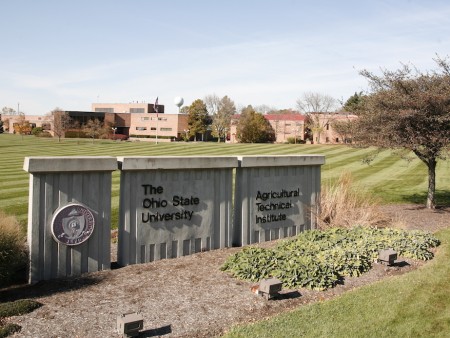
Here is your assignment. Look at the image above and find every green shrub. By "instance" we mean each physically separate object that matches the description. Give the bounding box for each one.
[0,211,27,288]
[31,127,43,136]
[0,323,21,338]
[36,132,52,138]
[64,130,89,138]
[0,300,42,318]
[0,300,42,338]
[221,227,440,290]
[110,133,128,141]
[221,247,277,282]
[286,137,305,144]
[129,134,174,139]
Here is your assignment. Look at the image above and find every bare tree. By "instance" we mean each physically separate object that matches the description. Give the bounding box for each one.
[296,92,338,143]
[331,117,354,144]
[204,94,221,115]
[48,108,71,142]
[254,104,277,114]
[179,106,189,114]
[2,107,16,115]
[83,119,104,143]
[211,96,236,142]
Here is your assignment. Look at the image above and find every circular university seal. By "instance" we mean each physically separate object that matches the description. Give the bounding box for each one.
[51,203,95,246]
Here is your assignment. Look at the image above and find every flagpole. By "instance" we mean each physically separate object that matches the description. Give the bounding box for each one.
[156,118,158,145]
[154,97,159,145]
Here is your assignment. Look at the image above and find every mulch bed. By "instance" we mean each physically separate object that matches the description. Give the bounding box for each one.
[1,204,449,337]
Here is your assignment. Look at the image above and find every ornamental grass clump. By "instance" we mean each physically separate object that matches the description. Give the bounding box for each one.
[0,210,27,288]
[317,172,385,230]
[221,227,440,291]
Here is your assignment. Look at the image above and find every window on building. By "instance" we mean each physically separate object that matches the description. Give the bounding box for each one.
[136,127,147,131]
[150,127,156,130]
[42,123,51,130]
[326,123,329,130]
[130,108,145,114]
[160,128,172,131]
[141,117,149,121]
[326,137,330,143]
[95,108,114,113]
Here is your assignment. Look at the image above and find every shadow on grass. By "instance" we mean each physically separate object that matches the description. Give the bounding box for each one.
[0,274,106,303]
[395,190,450,207]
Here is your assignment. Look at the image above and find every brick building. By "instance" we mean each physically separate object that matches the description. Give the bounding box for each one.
[1,102,189,141]
[229,113,307,143]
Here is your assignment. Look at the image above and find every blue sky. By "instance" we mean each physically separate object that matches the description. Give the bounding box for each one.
[1,0,450,115]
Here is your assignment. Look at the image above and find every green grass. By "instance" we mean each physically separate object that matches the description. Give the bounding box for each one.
[223,227,450,338]
[1,134,449,336]
[0,133,449,226]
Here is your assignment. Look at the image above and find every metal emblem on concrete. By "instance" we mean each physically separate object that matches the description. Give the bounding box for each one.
[51,203,95,246]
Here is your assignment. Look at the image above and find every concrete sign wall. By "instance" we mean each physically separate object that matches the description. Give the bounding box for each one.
[117,156,237,266]
[24,155,324,282]
[233,155,325,246]
[24,157,117,283]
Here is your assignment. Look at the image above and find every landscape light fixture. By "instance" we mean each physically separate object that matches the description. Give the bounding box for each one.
[378,248,398,266]
[116,312,144,337]
[258,277,283,300]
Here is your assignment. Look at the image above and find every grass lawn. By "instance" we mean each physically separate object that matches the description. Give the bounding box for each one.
[223,227,450,338]
[1,134,449,336]
[0,133,449,227]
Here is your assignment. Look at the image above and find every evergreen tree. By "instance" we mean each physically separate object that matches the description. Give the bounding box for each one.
[236,106,275,143]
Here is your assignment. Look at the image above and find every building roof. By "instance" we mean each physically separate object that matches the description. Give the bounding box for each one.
[231,113,306,121]
[264,114,306,121]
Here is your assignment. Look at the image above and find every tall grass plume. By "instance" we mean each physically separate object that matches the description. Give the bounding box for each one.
[0,210,27,287]
[315,172,386,230]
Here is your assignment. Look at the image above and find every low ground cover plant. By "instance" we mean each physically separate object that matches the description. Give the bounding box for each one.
[223,228,450,338]
[221,227,440,290]
[0,322,21,338]
[0,300,42,318]
[0,300,42,338]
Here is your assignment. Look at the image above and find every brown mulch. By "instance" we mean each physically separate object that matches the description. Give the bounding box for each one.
[2,204,449,338]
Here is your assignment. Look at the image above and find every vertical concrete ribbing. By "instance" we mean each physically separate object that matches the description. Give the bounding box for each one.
[235,155,325,246]
[117,156,237,266]
[24,157,117,283]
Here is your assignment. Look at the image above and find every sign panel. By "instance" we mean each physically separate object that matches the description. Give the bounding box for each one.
[118,157,236,266]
